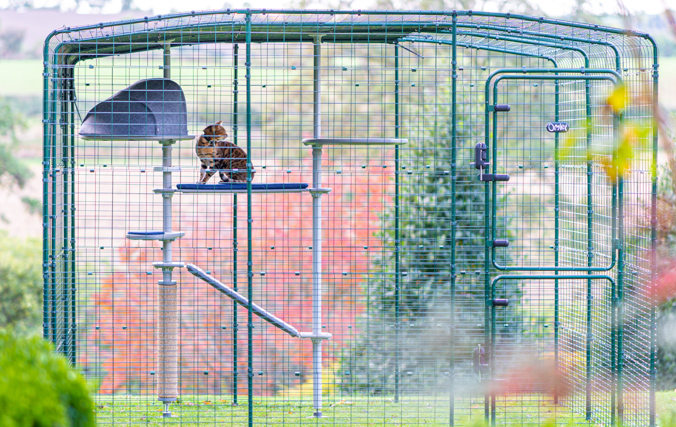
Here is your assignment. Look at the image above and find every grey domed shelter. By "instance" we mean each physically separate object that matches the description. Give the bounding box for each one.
[79,78,190,141]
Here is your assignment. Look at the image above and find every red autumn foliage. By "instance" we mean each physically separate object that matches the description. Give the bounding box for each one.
[486,354,572,399]
[84,156,393,396]
[655,261,676,306]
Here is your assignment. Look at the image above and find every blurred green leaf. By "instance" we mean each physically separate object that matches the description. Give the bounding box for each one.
[0,330,95,427]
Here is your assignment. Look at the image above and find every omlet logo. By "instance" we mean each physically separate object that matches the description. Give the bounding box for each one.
[546,122,569,133]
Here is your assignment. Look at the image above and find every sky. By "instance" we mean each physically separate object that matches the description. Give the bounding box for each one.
[7,0,675,15]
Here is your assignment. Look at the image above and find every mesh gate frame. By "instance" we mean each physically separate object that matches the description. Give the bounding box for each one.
[482,71,624,425]
[42,10,659,426]
[487,70,621,272]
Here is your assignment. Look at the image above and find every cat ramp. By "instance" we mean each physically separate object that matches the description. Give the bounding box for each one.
[186,264,331,340]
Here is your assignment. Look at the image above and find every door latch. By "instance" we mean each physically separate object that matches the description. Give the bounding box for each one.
[474,142,489,171]
[474,143,509,182]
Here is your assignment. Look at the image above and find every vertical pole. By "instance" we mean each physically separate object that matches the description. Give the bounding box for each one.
[611,108,619,425]
[163,44,171,80]
[158,43,179,418]
[42,46,51,343]
[50,56,58,348]
[585,75,593,421]
[649,49,659,427]
[617,173,625,422]
[245,14,254,427]
[60,66,70,362]
[490,86,500,426]
[553,68,560,406]
[69,69,77,366]
[232,43,239,406]
[393,43,401,405]
[449,15,458,425]
[311,34,324,418]
[483,81,492,424]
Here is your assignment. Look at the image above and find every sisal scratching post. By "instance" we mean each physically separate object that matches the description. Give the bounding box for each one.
[158,282,178,412]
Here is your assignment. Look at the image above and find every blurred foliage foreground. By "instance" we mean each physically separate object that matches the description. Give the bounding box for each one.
[0,330,95,427]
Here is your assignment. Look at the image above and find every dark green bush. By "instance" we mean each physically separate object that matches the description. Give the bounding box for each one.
[0,331,95,427]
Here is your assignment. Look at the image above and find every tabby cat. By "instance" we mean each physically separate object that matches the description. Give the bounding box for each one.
[195,121,253,183]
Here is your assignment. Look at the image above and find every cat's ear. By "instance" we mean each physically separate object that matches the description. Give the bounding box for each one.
[216,120,223,125]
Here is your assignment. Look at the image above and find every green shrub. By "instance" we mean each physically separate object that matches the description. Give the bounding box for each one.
[0,331,95,427]
[0,231,42,336]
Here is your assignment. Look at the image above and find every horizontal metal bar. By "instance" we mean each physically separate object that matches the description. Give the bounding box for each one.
[80,135,194,141]
[491,274,615,287]
[302,138,407,146]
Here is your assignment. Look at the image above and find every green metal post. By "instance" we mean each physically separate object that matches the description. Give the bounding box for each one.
[490,89,499,426]
[61,66,70,361]
[649,38,659,427]
[483,66,492,424]
[50,54,58,347]
[245,13,253,427]
[63,66,77,365]
[232,43,239,406]
[611,108,622,425]
[585,74,593,422]
[42,45,50,342]
[69,67,76,366]
[449,15,457,425]
[553,67,560,405]
[393,43,400,404]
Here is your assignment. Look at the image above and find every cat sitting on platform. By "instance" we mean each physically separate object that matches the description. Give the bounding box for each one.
[195,121,254,184]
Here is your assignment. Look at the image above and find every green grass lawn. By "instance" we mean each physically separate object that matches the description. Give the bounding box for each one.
[91,394,600,426]
[659,390,676,427]
[89,391,676,426]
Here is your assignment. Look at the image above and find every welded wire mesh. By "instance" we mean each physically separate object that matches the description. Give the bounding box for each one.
[43,11,657,426]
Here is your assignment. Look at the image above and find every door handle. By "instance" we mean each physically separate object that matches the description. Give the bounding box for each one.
[480,174,510,182]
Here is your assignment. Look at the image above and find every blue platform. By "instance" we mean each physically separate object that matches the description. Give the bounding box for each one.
[176,182,309,192]
[128,231,164,236]
[126,230,185,241]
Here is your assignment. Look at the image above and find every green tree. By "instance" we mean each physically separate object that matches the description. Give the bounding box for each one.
[0,97,40,217]
[0,330,95,427]
[0,231,42,336]
[343,85,521,394]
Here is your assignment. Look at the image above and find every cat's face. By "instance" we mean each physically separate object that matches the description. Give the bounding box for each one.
[202,121,228,141]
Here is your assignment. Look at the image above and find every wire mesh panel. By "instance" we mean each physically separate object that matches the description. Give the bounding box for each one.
[491,77,617,272]
[42,10,657,426]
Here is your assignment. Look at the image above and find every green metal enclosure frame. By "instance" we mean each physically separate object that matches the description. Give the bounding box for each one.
[42,10,658,426]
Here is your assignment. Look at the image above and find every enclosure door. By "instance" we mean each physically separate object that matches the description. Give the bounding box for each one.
[484,74,620,423]
[487,75,618,272]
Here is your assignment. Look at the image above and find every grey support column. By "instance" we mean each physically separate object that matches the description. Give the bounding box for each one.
[157,42,179,418]
[311,34,324,418]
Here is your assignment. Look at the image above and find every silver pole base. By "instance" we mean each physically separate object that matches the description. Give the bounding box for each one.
[162,403,174,417]
[314,411,322,418]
